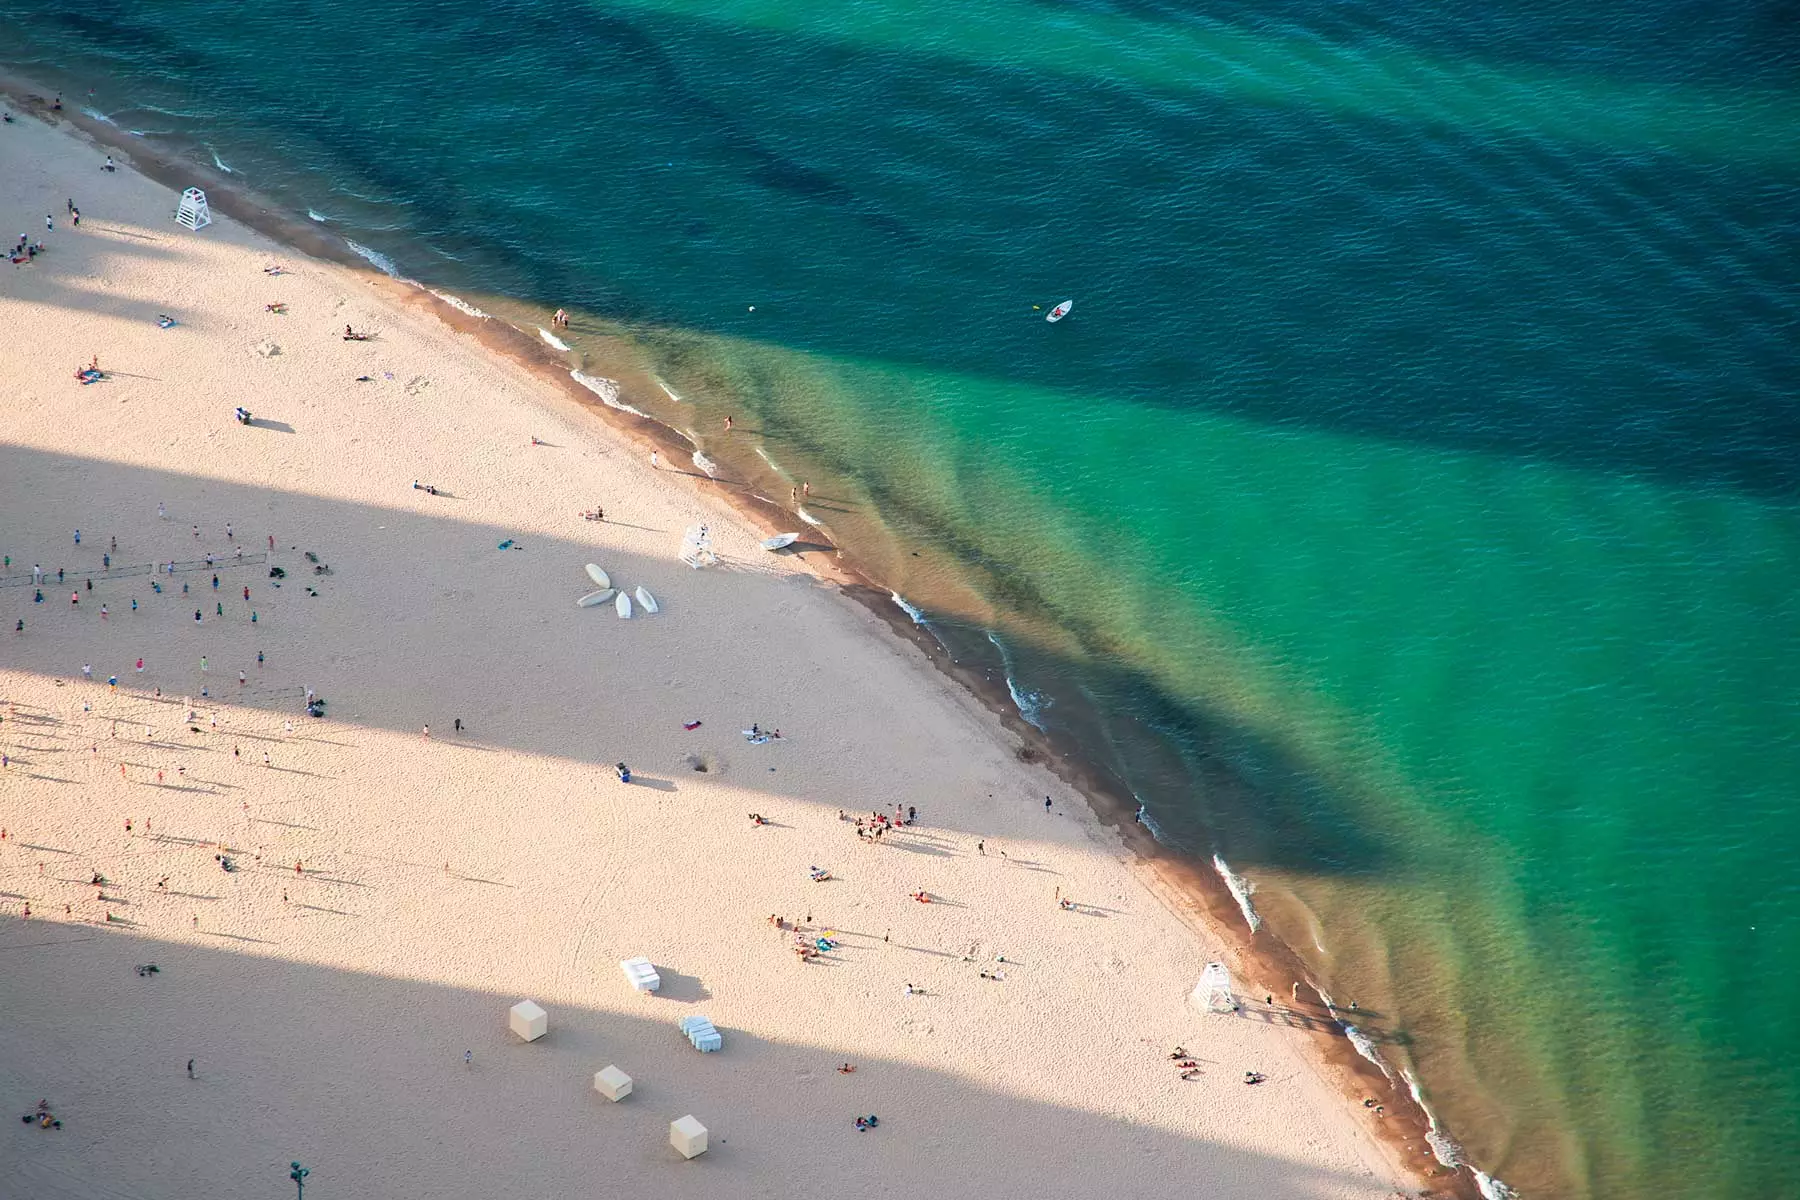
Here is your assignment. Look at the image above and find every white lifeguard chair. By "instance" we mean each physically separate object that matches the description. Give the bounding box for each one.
[175,188,211,231]
[1191,961,1237,1013]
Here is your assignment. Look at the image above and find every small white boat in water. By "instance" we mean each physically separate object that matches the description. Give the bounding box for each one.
[1046,299,1073,323]
[761,532,800,551]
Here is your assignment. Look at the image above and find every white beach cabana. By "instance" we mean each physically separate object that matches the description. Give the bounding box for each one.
[669,1115,708,1159]
[509,999,548,1041]
[593,1065,633,1101]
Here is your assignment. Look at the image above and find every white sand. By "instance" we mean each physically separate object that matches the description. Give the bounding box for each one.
[0,113,1411,1198]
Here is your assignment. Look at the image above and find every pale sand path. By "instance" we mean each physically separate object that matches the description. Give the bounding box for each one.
[0,114,1407,1198]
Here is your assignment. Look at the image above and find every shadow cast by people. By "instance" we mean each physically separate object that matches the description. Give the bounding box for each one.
[881,839,954,858]
[627,776,678,793]
[249,419,295,434]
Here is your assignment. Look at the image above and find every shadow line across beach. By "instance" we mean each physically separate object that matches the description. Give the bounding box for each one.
[0,914,1387,1199]
[0,441,1390,882]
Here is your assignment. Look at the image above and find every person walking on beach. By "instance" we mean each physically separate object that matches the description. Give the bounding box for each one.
[422,724,430,740]
[650,450,659,470]
[187,1059,195,1079]
[45,214,52,232]
[723,415,733,432]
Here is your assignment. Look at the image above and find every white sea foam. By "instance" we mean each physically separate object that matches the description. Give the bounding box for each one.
[1398,1069,1516,1196]
[986,631,1050,731]
[796,507,822,527]
[653,375,683,402]
[429,291,489,319]
[754,446,783,474]
[537,327,571,352]
[692,451,719,479]
[890,592,928,625]
[570,371,648,417]
[1132,795,1167,840]
[1211,854,1263,933]
[1341,1023,1393,1081]
[82,107,115,125]
[208,146,233,173]
[344,239,400,278]
[307,209,331,223]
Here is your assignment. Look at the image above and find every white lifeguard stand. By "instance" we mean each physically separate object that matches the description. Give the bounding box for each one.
[175,188,211,231]
[1191,961,1237,1013]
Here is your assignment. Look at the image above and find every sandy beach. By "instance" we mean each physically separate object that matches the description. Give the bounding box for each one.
[1,108,1424,1198]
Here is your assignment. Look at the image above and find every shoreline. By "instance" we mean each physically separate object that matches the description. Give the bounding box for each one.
[2,74,1474,1198]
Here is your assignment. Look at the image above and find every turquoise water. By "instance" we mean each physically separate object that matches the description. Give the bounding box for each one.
[4,2,1798,1194]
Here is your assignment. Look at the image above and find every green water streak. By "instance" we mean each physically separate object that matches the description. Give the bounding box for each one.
[600,0,1800,166]
[621,320,1799,1198]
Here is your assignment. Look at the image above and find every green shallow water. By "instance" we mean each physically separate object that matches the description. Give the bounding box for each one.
[2,0,1798,1193]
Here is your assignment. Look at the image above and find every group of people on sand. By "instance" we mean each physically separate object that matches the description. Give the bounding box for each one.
[853,804,917,842]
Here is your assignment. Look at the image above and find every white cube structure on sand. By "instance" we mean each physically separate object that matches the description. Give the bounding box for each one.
[594,1065,633,1101]
[670,1115,708,1159]
[621,956,661,992]
[509,999,548,1042]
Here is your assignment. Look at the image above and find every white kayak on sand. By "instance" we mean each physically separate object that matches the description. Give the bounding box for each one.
[761,532,800,551]
[1046,299,1073,322]
[616,591,633,618]
[577,588,616,608]
[585,563,611,588]
[634,586,659,614]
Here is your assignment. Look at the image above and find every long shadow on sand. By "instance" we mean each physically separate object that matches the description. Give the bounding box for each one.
[0,914,1391,1199]
[1,442,1385,880]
